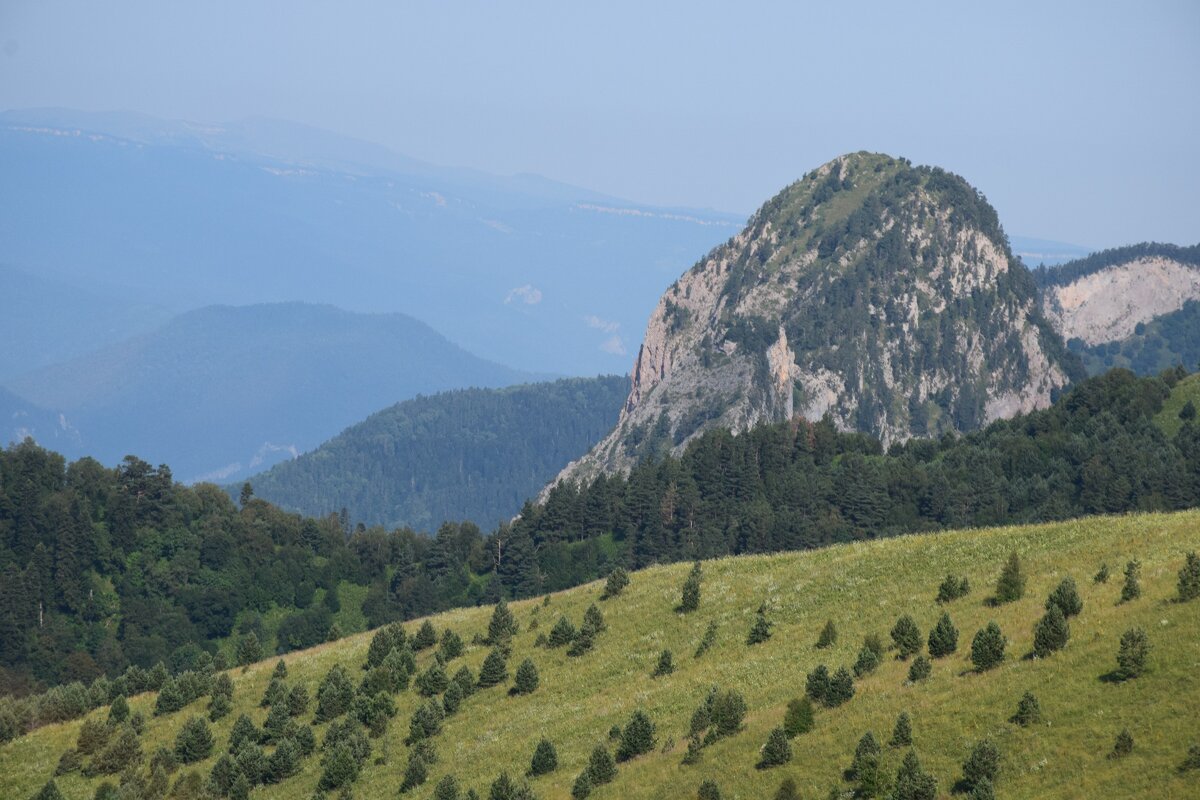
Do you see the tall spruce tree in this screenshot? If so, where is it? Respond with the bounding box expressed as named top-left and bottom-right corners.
top-left (617, 710), bottom-right (656, 761)
top-left (970, 622), bottom-right (1006, 671)
top-left (678, 562), bottom-right (702, 613)
top-left (927, 613), bottom-right (958, 657)
top-left (512, 659), bottom-right (539, 695)
top-left (1046, 577), bottom-right (1083, 617)
top-left (486, 600), bottom-right (518, 645)
top-left (961, 739), bottom-right (1000, 791)
top-left (890, 711), bottom-right (913, 747)
top-left (586, 745), bottom-right (616, 784)
top-left (1120, 560), bottom-right (1141, 603)
top-left (757, 727), bottom-right (792, 768)
top-left (1032, 604), bottom-right (1070, 657)
top-left (994, 552), bottom-right (1025, 604)
top-left (1116, 627), bottom-right (1150, 679)
top-left (528, 739), bottom-right (558, 776)
top-left (478, 649), bottom-right (509, 688)
top-left (891, 615), bottom-right (922, 659)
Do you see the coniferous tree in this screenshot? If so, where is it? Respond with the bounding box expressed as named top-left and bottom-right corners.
top-left (961, 739), bottom-right (1000, 791)
top-left (477, 649), bottom-right (509, 688)
top-left (891, 750), bottom-right (937, 800)
top-left (1032, 604), bottom-right (1070, 657)
top-left (907, 655), bottom-right (931, 682)
top-left (694, 621), bottom-right (718, 658)
top-left (237, 633), bottom-right (263, 667)
top-left (1094, 563), bottom-right (1110, 584)
top-left (228, 714), bottom-right (258, 753)
top-left (850, 731), bottom-right (881, 779)
top-left (512, 658), bottom-right (540, 695)
top-left (528, 738), bottom-right (558, 776)
top-left (440, 629), bottom-right (465, 660)
top-left (77, 718), bottom-right (110, 756)
top-left (414, 620), bottom-right (438, 651)
top-left (272, 660), bottom-right (288, 680)
top-left (617, 710), bottom-right (656, 761)
top-left (816, 619), bottom-right (838, 648)
top-left (678, 562), bottom-right (702, 613)
top-left (1012, 692), bottom-right (1041, 726)
top-left (927, 612), bottom-right (958, 658)
top-left (1179, 552), bottom-right (1200, 602)
top-left (891, 615), bottom-right (922, 659)
top-left (1109, 728), bottom-right (1134, 758)
top-left (548, 616), bottom-right (576, 647)
top-left (315, 664), bottom-right (355, 722)
top-left (968, 777), bottom-right (996, 800)
top-left (853, 644), bottom-right (880, 677)
top-left (571, 770), bottom-right (592, 799)
top-left (486, 600), bottom-right (518, 645)
top-left (805, 665), bottom-right (831, 704)
top-left (890, 712), bottom-right (913, 747)
top-left (774, 778), bottom-right (800, 800)
top-left (400, 753), bottom-right (428, 792)
top-left (758, 727), bottom-right (792, 768)
top-left (583, 603), bottom-right (606, 633)
top-left (442, 679), bottom-right (464, 715)
top-left (416, 662), bottom-right (450, 696)
top-left (970, 622), bottom-right (1006, 671)
top-left (697, 779), bottom-right (722, 800)
top-left (261, 677), bottom-right (286, 708)
top-left (994, 552), bottom-right (1025, 604)
top-left (108, 695), bottom-right (129, 726)
top-left (1116, 627), bottom-right (1150, 679)
top-left (586, 745), bottom-right (616, 784)
top-left (32, 780), bottom-right (64, 800)
top-left (452, 665), bottom-right (476, 697)
top-left (1046, 577), bottom-right (1083, 617)
top-left (1120, 560), bottom-right (1141, 603)
top-left (434, 775), bottom-right (462, 800)
top-left (652, 650), bottom-right (675, 677)
top-left (1180, 743), bottom-right (1200, 771)
top-left (784, 698), bottom-right (814, 737)
top-left (54, 748), bottom-right (81, 776)
top-left (601, 568), bottom-right (630, 600)
top-left (566, 622), bottom-right (596, 657)
top-left (747, 611), bottom-right (772, 645)
top-left (287, 685), bottom-right (308, 717)
top-left (936, 574), bottom-right (970, 603)
top-left (826, 667), bottom-right (855, 707)
top-left (174, 716), bottom-right (214, 764)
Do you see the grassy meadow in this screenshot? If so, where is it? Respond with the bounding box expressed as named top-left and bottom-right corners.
top-left (4, 510), bottom-right (1199, 799)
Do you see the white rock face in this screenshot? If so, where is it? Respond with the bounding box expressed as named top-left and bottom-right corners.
top-left (1041, 258), bottom-right (1200, 345)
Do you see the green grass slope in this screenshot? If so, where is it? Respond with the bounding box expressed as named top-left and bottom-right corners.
top-left (1156, 373), bottom-right (1200, 439)
top-left (5, 511), bottom-right (1199, 799)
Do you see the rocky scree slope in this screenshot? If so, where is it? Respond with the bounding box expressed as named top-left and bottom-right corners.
top-left (557, 153), bottom-right (1081, 486)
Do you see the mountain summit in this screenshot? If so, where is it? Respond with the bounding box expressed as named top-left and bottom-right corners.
top-left (558, 152), bottom-right (1082, 483)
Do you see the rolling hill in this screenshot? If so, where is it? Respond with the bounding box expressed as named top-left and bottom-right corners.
top-left (244, 376), bottom-right (629, 531)
top-left (3, 510), bottom-right (1198, 799)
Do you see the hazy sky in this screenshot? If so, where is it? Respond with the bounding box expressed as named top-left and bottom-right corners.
top-left (2, 0), bottom-right (1197, 248)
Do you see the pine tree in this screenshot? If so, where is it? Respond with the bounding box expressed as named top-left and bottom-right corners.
top-left (1032, 604), bottom-right (1070, 657)
top-left (758, 727), bottom-right (792, 768)
top-left (936, 574), bottom-right (969, 603)
top-left (442, 679), bottom-right (464, 715)
top-left (890, 711), bottom-right (913, 747)
top-left (416, 662), bottom-right (450, 696)
top-left (548, 616), bottom-right (576, 647)
top-left (440, 629), bottom-right (465, 660)
top-left (486, 600), bottom-right (518, 645)
top-left (272, 659), bottom-right (288, 680)
top-left (1110, 729), bottom-right (1134, 759)
top-left (315, 664), bottom-right (355, 722)
top-left (571, 770), bottom-right (592, 799)
top-left (528, 738), bottom-right (558, 776)
top-left (853, 644), bottom-right (880, 677)
top-left (994, 552), bottom-right (1025, 604)
top-left (583, 603), bottom-right (606, 633)
top-left (477, 648), bottom-right (509, 688)
top-left (970, 622), bottom-right (1006, 671)
top-left (850, 731), bottom-right (881, 779)
top-left (864, 633), bottom-right (885, 659)
top-left (32, 780), bottom-right (65, 800)
top-left (968, 777), bottom-right (995, 800)
top-left (697, 778), bottom-right (722, 800)
top-left (892, 750), bottom-right (937, 800)
top-left (907, 655), bottom-right (931, 682)
top-left (174, 716), bottom-right (214, 764)
top-left (1116, 627), bottom-right (1150, 679)
top-left (108, 695), bottom-right (129, 726)
top-left (805, 664), bottom-right (830, 704)
top-left (236, 632), bottom-right (263, 666)
top-left (586, 745), bottom-right (616, 784)
top-left (1180, 552), bottom-right (1200, 602)
top-left (747, 612), bottom-right (772, 645)
top-left (694, 620), bottom-right (718, 658)
top-left (961, 739), bottom-right (1000, 791)
top-left (678, 562), bottom-right (702, 613)
top-left (229, 772), bottom-right (251, 800)
top-left (229, 714), bottom-right (258, 753)
top-left (1120, 560), bottom-right (1141, 603)
top-left (434, 775), bottom-right (462, 800)
top-left (927, 612), bottom-right (958, 658)
top-left (287, 684), bottom-right (308, 717)
top-left (77, 718), bottom-right (110, 756)
top-left (453, 665), bottom-right (476, 697)
top-left (816, 619), bottom-right (838, 648)
top-left (826, 667), bottom-right (855, 707)
top-left (512, 658), bottom-right (539, 695)
top-left (261, 677), bottom-right (286, 708)
top-left (1094, 563), bottom-right (1110, 584)
top-left (784, 698), bottom-right (814, 737)
top-left (601, 567), bottom-right (629, 600)
top-left (1012, 691), bottom-right (1041, 726)
top-left (1046, 577), bottom-right (1083, 617)
top-left (566, 623), bottom-right (596, 657)
top-left (414, 620), bottom-right (438, 651)
top-left (652, 649), bottom-right (675, 677)
top-left (617, 710), bottom-right (656, 761)
top-left (773, 778), bottom-right (800, 800)
top-left (400, 753), bottom-right (428, 792)
top-left (891, 615), bottom-right (922, 659)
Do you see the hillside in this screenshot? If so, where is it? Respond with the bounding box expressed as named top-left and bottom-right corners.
top-left (4, 303), bottom-right (532, 483)
top-left (1035, 243), bottom-right (1200, 376)
top-left (557, 152), bottom-right (1082, 487)
top-left (245, 376), bottom-right (629, 530)
top-left (0, 387), bottom-right (79, 454)
top-left (4, 511), bottom-right (1198, 799)
top-left (0, 109), bottom-right (741, 376)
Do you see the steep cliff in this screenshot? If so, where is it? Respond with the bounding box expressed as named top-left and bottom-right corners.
top-left (556, 152), bottom-right (1082, 485)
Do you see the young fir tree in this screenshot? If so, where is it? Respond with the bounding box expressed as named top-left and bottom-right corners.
top-left (442, 679), bottom-right (464, 715)
top-left (272, 659), bottom-right (288, 680)
top-left (961, 739), bottom-right (1000, 791)
top-left (850, 731), bottom-right (881, 779)
top-left (758, 727), bottom-right (792, 768)
top-left (261, 677), bottom-right (286, 708)
top-left (174, 716), bottom-right (214, 764)
top-left (566, 623), bottom-right (596, 657)
top-left (968, 777), bottom-right (996, 800)
top-left (994, 552), bottom-right (1026, 604)
top-left (601, 567), bottom-right (630, 600)
top-left (548, 616), bottom-right (577, 647)
top-left (970, 622), bottom-right (1006, 671)
top-left (477, 648), bottom-right (509, 688)
top-left (652, 649), bottom-right (675, 677)
top-left (33, 780), bottom-right (65, 800)
top-left (853, 644), bottom-right (880, 677)
top-left (1094, 562), bottom-right (1111, 584)
top-left (747, 611), bottom-right (773, 645)
top-left (413, 620), bottom-right (438, 651)
top-left (586, 745), bottom-right (617, 784)
top-left (678, 562), bottom-right (703, 613)
top-left (890, 711), bottom-right (913, 747)
top-left (1179, 552), bottom-right (1200, 602)
top-left (512, 658), bottom-right (540, 695)
top-left (805, 664), bottom-right (831, 705)
top-left (228, 713), bottom-right (258, 753)
top-left (400, 753), bottom-right (428, 792)
top-left (1116, 627), bottom-right (1150, 679)
top-left (697, 779), bottom-right (722, 800)
top-left (784, 698), bottom-right (814, 737)
top-left (486, 600), bottom-right (519, 645)
top-left (1120, 560), bottom-right (1142, 603)
top-left (108, 694), bottom-right (129, 726)
top-left (927, 612), bottom-right (959, 658)
top-left (77, 718), bottom-right (109, 755)
top-left (694, 620), bottom-right (718, 658)
top-left (287, 685), bottom-right (308, 717)
top-left (1180, 743), bottom-right (1200, 771)
top-left (1013, 691), bottom-right (1041, 726)
top-left (1032, 603), bottom-right (1070, 657)
top-left (891, 615), bottom-right (923, 659)
top-left (583, 603), bottom-right (606, 632)
top-left (617, 710), bottom-right (656, 761)
top-left (433, 775), bottom-right (461, 800)
top-left (236, 632), bottom-right (263, 666)
top-left (416, 661), bottom-right (450, 697)
top-left (908, 655), bottom-right (932, 682)
top-left (571, 770), bottom-right (593, 799)
top-left (936, 574), bottom-right (970, 603)
top-left (1046, 577), bottom-right (1083, 617)
top-left (315, 664), bottom-right (356, 723)
top-left (528, 739), bottom-right (558, 776)
top-left (893, 750), bottom-right (937, 800)
top-left (826, 667), bottom-right (855, 707)
top-left (774, 778), bottom-right (800, 800)
top-left (439, 629), bottom-right (465, 660)
top-left (816, 619), bottom-right (838, 648)
top-left (1110, 729), bottom-right (1134, 759)
top-left (452, 665), bottom-right (476, 696)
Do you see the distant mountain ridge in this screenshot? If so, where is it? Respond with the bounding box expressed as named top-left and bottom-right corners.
top-left (555, 152), bottom-right (1082, 486)
top-left (4, 303), bottom-right (533, 483)
top-left (244, 375), bottom-right (629, 530)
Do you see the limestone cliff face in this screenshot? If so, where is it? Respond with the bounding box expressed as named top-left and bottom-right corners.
top-left (553, 153), bottom-right (1081, 488)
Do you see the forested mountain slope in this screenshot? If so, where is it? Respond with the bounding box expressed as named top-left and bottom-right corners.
top-left (244, 376), bottom-right (629, 530)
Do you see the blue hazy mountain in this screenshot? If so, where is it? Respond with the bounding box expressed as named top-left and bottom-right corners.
top-left (5, 303), bottom-right (533, 483)
top-left (0, 108), bottom-right (744, 377)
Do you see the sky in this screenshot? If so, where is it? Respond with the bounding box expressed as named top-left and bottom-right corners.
top-left (2, 0), bottom-right (1198, 249)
